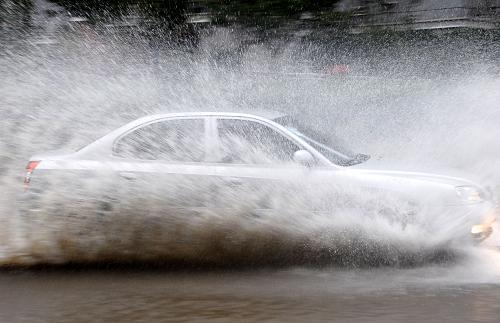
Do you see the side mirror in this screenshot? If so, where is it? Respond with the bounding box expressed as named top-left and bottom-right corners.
top-left (293, 150), bottom-right (315, 167)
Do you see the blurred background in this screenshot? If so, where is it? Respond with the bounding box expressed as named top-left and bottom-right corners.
top-left (5, 0), bottom-right (500, 30)
top-left (2, 0), bottom-right (499, 75)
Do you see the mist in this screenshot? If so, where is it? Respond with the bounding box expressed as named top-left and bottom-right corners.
top-left (1, 22), bottom-right (500, 267)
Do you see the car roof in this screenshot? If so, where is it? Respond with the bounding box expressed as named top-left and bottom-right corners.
top-left (238, 109), bottom-right (289, 121)
top-left (131, 110), bottom-right (289, 125)
top-left (74, 109), bottom-right (334, 167)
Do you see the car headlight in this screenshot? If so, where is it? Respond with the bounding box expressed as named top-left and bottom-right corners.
top-left (456, 186), bottom-right (484, 203)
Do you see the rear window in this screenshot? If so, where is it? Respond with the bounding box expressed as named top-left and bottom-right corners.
top-left (114, 118), bottom-right (205, 162)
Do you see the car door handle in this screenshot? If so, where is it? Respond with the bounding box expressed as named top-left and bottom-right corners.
top-left (225, 177), bottom-right (243, 186)
top-left (119, 172), bottom-right (137, 180)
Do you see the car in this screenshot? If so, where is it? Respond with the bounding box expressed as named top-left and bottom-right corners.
top-left (21, 111), bottom-right (497, 244)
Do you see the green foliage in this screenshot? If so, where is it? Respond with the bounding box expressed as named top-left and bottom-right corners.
top-left (51, 0), bottom-right (188, 23)
top-left (206, 0), bottom-right (339, 18)
top-left (51, 0), bottom-right (346, 27)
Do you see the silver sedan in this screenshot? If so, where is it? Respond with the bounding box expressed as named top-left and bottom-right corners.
top-left (22, 111), bottom-right (497, 242)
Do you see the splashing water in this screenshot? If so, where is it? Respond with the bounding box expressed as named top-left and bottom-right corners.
top-left (1, 20), bottom-right (500, 270)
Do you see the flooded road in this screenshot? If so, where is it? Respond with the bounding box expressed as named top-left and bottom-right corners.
top-left (2, 256), bottom-right (500, 322)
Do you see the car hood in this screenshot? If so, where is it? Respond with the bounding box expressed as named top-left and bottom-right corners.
top-left (348, 158), bottom-right (478, 188)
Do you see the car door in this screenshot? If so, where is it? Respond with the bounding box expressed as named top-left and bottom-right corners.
top-left (111, 117), bottom-right (215, 218)
top-left (210, 117), bottom-right (316, 216)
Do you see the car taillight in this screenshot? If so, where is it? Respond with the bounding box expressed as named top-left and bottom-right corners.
top-left (24, 160), bottom-right (40, 186)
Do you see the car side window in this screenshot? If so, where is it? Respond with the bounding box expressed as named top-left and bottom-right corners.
top-left (114, 118), bottom-right (205, 162)
top-left (217, 119), bottom-right (301, 164)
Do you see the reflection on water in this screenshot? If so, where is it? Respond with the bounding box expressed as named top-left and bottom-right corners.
top-left (2, 254), bottom-right (500, 322)
top-left (2, 235), bottom-right (500, 321)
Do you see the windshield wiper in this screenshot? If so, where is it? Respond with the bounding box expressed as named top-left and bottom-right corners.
top-left (344, 153), bottom-right (371, 166)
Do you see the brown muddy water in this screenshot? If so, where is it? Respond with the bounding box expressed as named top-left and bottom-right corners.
top-left (2, 251), bottom-right (500, 323)
top-left (2, 229), bottom-right (500, 322)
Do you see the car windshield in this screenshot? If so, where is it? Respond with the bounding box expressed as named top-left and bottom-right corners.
top-left (273, 116), bottom-right (369, 166)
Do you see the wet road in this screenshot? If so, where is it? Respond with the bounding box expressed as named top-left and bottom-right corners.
top-left (2, 251), bottom-right (500, 322)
